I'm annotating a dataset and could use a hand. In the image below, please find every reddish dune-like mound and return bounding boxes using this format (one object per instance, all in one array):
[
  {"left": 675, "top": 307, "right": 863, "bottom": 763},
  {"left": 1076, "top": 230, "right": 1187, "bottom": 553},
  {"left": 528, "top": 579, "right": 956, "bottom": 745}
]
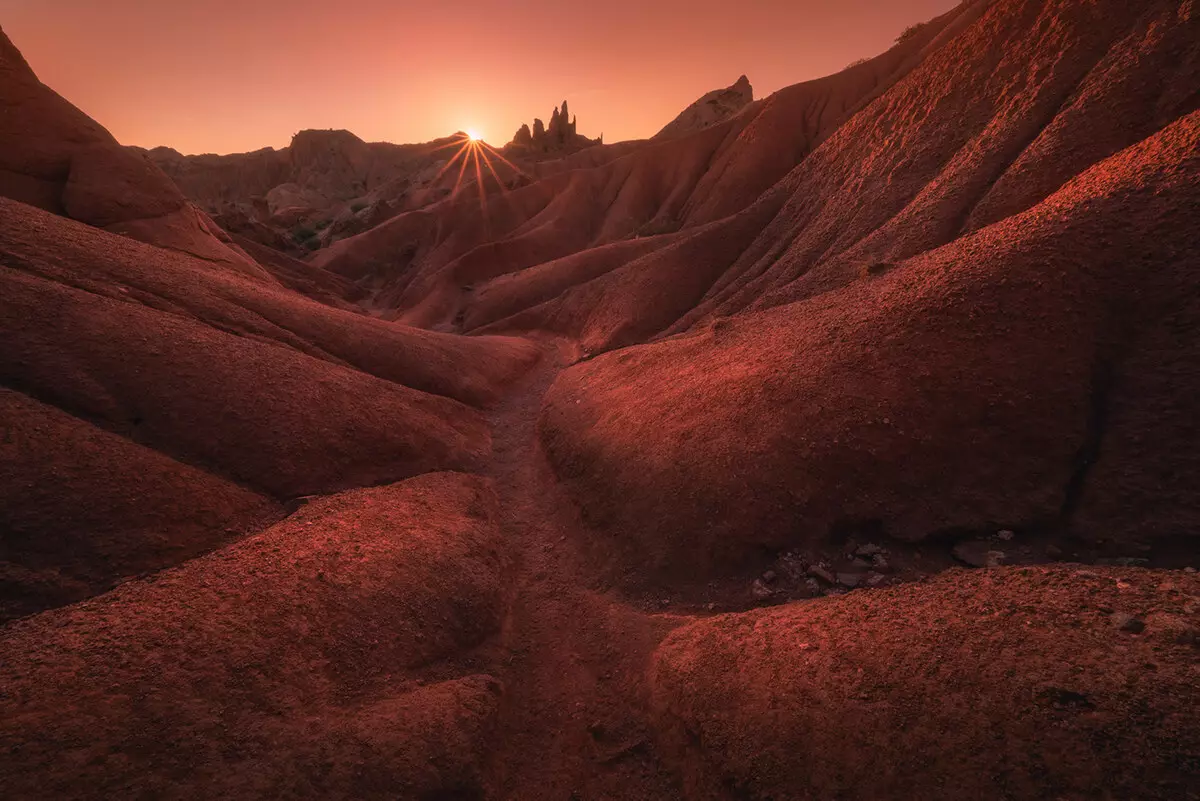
[
  {"left": 0, "top": 473, "right": 506, "bottom": 799},
  {"left": 0, "top": 198, "right": 540, "bottom": 408},
  {"left": 1, "top": 263, "right": 494, "bottom": 498},
  {"left": 0, "top": 389, "right": 278, "bottom": 620},
  {"left": 0, "top": 26, "right": 263, "bottom": 275},
  {"left": 539, "top": 5, "right": 1200, "bottom": 577},
  {"left": 650, "top": 566, "right": 1200, "bottom": 801}
]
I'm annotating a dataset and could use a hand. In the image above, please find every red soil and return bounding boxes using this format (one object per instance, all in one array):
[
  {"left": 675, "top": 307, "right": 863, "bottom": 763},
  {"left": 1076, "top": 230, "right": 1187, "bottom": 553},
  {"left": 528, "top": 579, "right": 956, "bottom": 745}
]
[
  {"left": 0, "top": 261, "right": 494, "bottom": 497},
  {"left": 651, "top": 566, "right": 1200, "bottom": 801},
  {"left": 1, "top": 0, "right": 1199, "bottom": 798},
  {"left": 0, "top": 198, "right": 541, "bottom": 408},
  {"left": 0, "top": 388, "right": 277, "bottom": 620},
  {"left": 0, "top": 473, "right": 507, "bottom": 798},
  {"left": 541, "top": 110, "right": 1200, "bottom": 576}
]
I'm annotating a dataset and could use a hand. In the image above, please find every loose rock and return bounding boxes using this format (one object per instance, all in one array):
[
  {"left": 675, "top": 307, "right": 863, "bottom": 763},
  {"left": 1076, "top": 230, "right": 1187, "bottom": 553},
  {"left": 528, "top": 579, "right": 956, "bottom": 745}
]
[
  {"left": 836, "top": 573, "right": 862, "bottom": 589},
  {"left": 1111, "top": 612, "right": 1145, "bottom": 634},
  {"left": 750, "top": 579, "right": 774, "bottom": 601},
  {"left": 953, "top": 541, "right": 1006, "bottom": 568},
  {"left": 808, "top": 565, "right": 836, "bottom": 584}
]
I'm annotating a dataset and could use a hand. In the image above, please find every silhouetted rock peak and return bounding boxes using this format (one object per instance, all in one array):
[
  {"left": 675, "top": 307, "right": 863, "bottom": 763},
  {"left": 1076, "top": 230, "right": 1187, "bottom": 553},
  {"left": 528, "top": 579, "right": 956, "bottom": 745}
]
[{"left": 507, "top": 100, "right": 599, "bottom": 156}]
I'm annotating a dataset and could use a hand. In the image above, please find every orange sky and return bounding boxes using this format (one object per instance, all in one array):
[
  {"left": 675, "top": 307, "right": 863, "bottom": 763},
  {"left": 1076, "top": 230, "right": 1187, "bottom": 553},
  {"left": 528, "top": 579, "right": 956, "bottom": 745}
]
[{"left": 3, "top": 0, "right": 959, "bottom": 155}]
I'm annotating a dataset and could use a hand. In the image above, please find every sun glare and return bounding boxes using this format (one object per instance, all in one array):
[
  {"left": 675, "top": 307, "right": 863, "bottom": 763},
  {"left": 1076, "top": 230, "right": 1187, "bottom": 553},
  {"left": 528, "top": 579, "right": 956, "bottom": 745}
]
[{"left": 466, "top": 129, "right": 483, "bottom": 142}]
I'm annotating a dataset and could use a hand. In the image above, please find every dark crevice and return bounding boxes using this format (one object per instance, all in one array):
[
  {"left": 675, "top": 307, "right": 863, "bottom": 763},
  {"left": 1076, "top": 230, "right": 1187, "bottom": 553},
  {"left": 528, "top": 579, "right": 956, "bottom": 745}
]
[{"left": 1059, "top": 357, "right": 1114, "bottom": 523}]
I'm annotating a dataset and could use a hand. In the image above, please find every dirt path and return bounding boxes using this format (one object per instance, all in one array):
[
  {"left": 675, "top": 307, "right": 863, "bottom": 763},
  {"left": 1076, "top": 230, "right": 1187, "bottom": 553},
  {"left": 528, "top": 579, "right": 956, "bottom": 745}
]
[{"left": 478, "top": 340, "right": 687, "bottom": 800}]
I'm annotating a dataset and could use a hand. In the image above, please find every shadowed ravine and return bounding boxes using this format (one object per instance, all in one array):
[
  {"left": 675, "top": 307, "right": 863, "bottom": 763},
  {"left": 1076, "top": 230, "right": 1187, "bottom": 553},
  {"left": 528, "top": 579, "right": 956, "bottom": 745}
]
[{"left": 478, "top": 340, "right": 685, "bottom": 799}]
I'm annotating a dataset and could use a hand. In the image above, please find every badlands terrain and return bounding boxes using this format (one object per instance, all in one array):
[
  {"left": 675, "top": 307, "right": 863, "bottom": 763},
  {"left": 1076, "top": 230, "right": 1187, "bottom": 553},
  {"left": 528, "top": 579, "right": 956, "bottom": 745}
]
[{"left": 1, "top": 0, "right": 1199, "bottom": 798}]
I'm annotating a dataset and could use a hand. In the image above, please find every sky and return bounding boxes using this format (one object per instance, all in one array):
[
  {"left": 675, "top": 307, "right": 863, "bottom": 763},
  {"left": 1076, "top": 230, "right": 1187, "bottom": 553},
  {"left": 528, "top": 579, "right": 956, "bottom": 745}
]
[{"left": 1, "top": 0, "right": 959, "bottom": 155}]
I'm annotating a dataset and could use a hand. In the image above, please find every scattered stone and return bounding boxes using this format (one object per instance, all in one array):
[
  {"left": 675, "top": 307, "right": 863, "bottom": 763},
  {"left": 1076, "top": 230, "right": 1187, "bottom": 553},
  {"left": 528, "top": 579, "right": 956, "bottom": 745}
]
[
  {"left": 808, "top": 565, "right": 836, "bottom": 584},
  {"left": 855, "top": 543, "right": 883, "bottom": 557},
  {"left": 836, "top": 573, "right": 862, "bottom": 589},
  {"left": 762, "top": 570, "right": 777, "bottom": 583},
  {"left": 1111, "top": 612, "right": 1146, "bottom": 634},
  {"left": 822, "top": 588, "right": 846, "bottom": 597},
  {"left": 871, "top": 554, "right": 891, "bottom": 573},
  {"left": 996, "top": 529, "right": 1015, "bottom": 541},
  {"left": 778, "top": 552, "right": 808, "bottom": 581},
  {"left": 1185, "top": 567, "right": 1198, "bottom": 574},
  {"left": 953, "top": 541, "right": 1007, "bottom": 568},
  {"left": 751, "top": 579, "right": 774, "bottom": 601},
  {"left": 804, "top": 578, "right": 822, "bottom": 596},
  {"left": 866, "top": 573, "right": 888, "bottom": 588},
  {"left": 1045, "top": 544, "right": 1064, "bottom": 559}
]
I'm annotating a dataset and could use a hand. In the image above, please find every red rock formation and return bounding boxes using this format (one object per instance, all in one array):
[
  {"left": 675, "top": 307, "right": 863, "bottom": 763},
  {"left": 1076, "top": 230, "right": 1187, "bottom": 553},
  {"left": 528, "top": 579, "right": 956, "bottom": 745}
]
[
  {"left": 538, "top": 0, "right": 1200, "bottom": 577},
  {"left": 1, "top": 2, "right": 1198, "bottom": 798},
  {"left": 144, "top": 129, "right": 517, "bottom": 254},
  {"left": 0, "top": 26, "right": 263, "bottom": 276},
  {"left": 506, "top": 100, "right": 601, "bottom": 157}
]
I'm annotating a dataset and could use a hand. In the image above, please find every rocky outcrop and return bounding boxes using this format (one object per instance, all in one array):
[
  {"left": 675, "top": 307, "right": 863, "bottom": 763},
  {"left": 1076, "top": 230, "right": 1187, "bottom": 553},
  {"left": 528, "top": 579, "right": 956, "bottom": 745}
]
[
  {"left": 506, "top": 101, "right": 601, "bottom": 158},
  {"left": 654, "top": 75, "right": 754, "bottom": 139}
]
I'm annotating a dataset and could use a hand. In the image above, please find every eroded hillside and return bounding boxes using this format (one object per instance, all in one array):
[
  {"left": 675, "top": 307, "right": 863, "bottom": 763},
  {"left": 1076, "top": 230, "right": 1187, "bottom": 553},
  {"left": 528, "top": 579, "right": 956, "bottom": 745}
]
[{"left": 1, "top": 1, "right": 1198, "bottom": 798}]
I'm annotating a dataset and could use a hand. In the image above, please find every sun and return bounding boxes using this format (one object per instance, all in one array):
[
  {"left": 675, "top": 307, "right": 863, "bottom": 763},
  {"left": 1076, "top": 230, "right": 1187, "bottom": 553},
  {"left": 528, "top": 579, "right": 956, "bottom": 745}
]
[{"left": 466, "top": 129, "right": 483, "bottom": 142}]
